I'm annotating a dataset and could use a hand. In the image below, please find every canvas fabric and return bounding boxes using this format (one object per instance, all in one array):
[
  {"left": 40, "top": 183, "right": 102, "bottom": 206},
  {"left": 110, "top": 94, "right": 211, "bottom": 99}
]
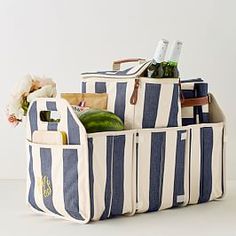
[{"left": 25, "top": 93, "right": 225, "bottom": 224}]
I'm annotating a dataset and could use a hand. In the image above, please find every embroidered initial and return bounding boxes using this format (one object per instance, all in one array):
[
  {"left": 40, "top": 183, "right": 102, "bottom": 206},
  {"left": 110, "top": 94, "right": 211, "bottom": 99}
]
[{"left": 37, "top": 176, "right": 52, "bottom": 198}]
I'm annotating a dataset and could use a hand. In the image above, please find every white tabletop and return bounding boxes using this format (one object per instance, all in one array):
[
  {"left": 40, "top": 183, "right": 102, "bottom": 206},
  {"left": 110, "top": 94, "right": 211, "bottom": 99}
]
[{"left": 1, "top": 180, "right": 236, "bottom": 236}]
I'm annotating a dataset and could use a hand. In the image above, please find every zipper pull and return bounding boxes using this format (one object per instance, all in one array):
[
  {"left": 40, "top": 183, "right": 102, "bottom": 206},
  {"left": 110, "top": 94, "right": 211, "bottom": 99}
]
[{"left": 130, "top": 79, "right": 140, "bottom": 105}]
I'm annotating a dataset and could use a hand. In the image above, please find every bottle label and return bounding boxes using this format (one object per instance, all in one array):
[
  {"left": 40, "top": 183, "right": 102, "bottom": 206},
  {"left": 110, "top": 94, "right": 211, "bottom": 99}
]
[
  {"left": 153, "top": 40, "right": 168, "bottom": 63},
  {"left": 169, "top": 41, "right": 182, "bottom": 63}
]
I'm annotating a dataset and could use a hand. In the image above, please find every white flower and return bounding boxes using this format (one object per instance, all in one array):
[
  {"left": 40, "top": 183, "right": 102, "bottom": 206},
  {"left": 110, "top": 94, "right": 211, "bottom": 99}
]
[{"left": 7, "top": 74, "right": 57, "bottom": 126}]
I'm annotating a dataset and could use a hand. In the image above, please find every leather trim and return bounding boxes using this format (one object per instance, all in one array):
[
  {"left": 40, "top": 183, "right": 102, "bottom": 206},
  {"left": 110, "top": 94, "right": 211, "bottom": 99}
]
[
  {"left": 112, "top": 58, "right": 146, "bottom": 71},
  {"left": 181, "top": 96, "right": 209, "bottom": 107}
]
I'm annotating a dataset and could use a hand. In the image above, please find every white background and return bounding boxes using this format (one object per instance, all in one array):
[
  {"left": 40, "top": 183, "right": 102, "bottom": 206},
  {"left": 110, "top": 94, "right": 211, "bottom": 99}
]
[{"left": 0, "top": 0, "right": 235, "bottom": 180}]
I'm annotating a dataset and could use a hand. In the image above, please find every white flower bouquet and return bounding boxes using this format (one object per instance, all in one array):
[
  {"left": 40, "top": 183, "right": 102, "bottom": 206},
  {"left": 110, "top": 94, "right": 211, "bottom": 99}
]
[{"left": 6, "top": 74, "right": 57, "bottom": 126}]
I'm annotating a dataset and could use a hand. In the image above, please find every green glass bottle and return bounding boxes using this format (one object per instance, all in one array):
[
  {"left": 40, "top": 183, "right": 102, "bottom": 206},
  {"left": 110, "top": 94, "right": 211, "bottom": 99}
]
[
  {"left": 164, "top": 40, "right": 183, "bottom": 78},
  {"left": 147, "top": 39, "right": 169, "bottom": 78}
]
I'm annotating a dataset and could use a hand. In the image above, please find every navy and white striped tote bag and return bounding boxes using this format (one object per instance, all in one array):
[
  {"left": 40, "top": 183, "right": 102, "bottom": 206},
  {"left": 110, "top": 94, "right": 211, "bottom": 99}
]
[
  {"left": 26, "top": 98, "right": 136, "bottom": 223},
  {"left": 81, "top": 59, "right": 181, "bottom": 129}
]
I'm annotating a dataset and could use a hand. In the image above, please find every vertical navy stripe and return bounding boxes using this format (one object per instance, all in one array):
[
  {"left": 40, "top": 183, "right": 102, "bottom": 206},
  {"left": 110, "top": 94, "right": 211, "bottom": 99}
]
[
  {"left": 114, "top": 83, "right": 127, "bottom": 122},
  {"left": 82, "top": 82, "right": 86, "bottom": 93},
  {"left": 173, "top": 130, "right": 186, "bottom": 207},
  {"left": 193, "top": 106, "right": 198, "bottom": 124},
  {"left": 88, "top": 138, "right": 94, "bottom": 220},
  {"left": 101, "top": 136, "right": 113, "bottom": 220},
  {"left": 47, "top": 122, "right": 58, "bottom": 131},
  {"left": 142, "top": 83, "right": 161, "bottom": 128},
  {"left": 195, "top": 83, "right": 208, "bottom": 97},
  {"left": 168, "top": 84, "right": 179, "bottom": 127},
  {"left": 182, "top": 89, "right": 195, "bottom": 98},
  {"left": 201, "top": 113, "right": 209, "bottom": 123},
  {"left": 29, "top": 101, "right": 38, "bottom": 139},
  {"left": 63, "top": 149, "right": 84, "bottom": 220},
  {"left": 199, "top": 127, "right": 213, "bottom": 203},
  {"left": 40, "top": 148, "right": 61, "bottom": 215},
  {"left": 67, "top": 108, "right": 80, "bottom": 145},
  {"left": 28, "top": 145, "right": 43, "bottom": 212},
  {"left": 46, "top": 101, "right": 57, "bottom": 111},
  {"left": 95, "top": 82, "right": 106, "bottom": 93},
  {"left": 195, "top": 83, "right": 206, "bottom": 123},
  {"left": 110, "top": 135, "right": 125, "bottom": 216},
  {"left": 148, "top": 132, "right": 166, "bottom": 212}
]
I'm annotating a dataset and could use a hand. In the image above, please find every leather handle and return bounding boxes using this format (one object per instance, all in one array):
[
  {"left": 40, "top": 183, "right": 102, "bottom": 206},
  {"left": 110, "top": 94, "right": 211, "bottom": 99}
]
[
  {"left": 112, "top": 58, "right": 146, "bottom": 71},
  {"left": 181, "top": 96, "right": 210, "bottom": 107},
  {"left": 179, "top": 80, "right": 210, "bottom": 107}
]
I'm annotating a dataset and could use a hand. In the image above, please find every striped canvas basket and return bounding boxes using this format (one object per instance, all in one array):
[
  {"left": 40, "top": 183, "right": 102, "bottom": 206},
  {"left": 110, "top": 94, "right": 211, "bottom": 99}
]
[
  {"left": 26, "top": 98, "right": 136, "bottom": 223},
  {"left": 25, "top": 93, "right": 225, "bottom": 223},
  {"left": 81, "top": 58, "right": 182, "bottom": 129}
]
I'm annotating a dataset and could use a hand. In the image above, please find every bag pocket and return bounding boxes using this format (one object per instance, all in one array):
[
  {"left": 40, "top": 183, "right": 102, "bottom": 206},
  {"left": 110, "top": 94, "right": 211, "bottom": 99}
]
[
  {"left": 26, "top": 141, "right": 90, "bottom": 223},
  {"left": 134, "top": 78, "right": 182, "bottom": 129},
  {"left": 189, "top": 123, "right": 225, "bottom": 204},
  {"left": 136, "top": 126, "right": 189, "bottom": 213},
  {"left": 87, "top": 130, "right": 136, "bottom": 220}
]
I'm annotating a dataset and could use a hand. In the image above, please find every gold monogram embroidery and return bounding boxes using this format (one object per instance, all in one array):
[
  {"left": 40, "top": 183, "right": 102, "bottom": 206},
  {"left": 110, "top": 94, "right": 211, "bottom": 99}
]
[{"left": 37, "top": 176, "right": 52, "bottom": 198}]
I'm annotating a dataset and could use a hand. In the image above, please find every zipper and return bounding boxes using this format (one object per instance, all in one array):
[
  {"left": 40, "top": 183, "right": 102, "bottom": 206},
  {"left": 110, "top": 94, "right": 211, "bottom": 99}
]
[
  {"left": 130, "top": 79, "right": 140, "bottom": 105},
  {"left": 130, "top": 78, "right": 178, "bottom": 106}
]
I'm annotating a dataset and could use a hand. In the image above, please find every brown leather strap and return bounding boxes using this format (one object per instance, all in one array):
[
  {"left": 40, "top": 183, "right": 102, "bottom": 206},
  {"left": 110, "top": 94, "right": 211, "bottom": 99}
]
[
  {"left": 112, "top": 58, "right": 146, "bottom": 71},
  {"left": 181, "top": 96, "right": 209, "bottom": 107}
]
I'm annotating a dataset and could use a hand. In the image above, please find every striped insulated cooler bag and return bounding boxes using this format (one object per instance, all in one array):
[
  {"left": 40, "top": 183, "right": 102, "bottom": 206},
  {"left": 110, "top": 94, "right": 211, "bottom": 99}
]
[
  {"left": 25, "top": 93, "right": 226, "bottom": 223},
  {"left": 81, "top": 58, "right": 182, "bottom": 129}
]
